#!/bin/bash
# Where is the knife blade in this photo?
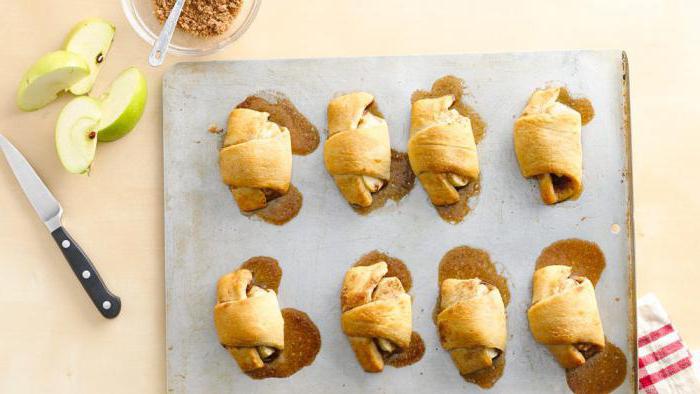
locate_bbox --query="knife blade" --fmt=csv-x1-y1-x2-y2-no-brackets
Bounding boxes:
0,134,121,319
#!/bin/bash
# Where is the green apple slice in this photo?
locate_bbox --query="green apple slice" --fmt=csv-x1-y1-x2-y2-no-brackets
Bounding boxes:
16,51,89,111
55,96,102,174
63,18,115,95
96,67,147,142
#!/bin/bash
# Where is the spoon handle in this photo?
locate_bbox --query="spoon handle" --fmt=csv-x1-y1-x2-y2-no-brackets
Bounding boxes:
148,0,186,67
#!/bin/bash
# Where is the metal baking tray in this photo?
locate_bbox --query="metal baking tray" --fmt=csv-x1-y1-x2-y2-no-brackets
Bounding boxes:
163,51,635,393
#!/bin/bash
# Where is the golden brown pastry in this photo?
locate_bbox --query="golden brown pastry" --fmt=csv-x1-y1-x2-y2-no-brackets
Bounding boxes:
527,265,605,369
437,278,507,375
219,108,293,212
213,269,284,372
324,92,391,207
340,262,412,372
514,87,583,204
408,95,479,206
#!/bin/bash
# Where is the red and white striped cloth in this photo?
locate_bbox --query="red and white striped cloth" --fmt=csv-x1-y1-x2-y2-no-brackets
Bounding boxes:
638,294,700,393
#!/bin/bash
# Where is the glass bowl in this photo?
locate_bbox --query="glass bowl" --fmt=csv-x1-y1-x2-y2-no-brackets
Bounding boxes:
121,0,261,56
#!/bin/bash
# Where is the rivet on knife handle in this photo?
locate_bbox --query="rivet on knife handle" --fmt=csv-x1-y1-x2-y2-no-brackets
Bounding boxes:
50,226,121,319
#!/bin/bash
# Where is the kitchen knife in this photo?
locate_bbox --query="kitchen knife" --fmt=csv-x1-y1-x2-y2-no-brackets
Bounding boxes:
0,134,121,319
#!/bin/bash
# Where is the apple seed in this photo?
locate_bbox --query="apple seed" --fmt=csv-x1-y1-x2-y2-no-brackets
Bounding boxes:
88,131,96,139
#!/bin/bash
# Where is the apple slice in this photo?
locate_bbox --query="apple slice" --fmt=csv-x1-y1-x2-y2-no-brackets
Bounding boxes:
96,67,148,142
63,18,115,95
16,51,89,111
55,96,102,174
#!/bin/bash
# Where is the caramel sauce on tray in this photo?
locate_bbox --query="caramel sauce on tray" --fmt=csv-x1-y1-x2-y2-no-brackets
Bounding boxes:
557,87,595,126
240,256,283,293
351,250,424,367
354,150,416,215
236,257,321,379
412,76,487,223
436,246,509,388
565,341,627,394
250,185,303,226
238,93,320,155
535,239,606,286
435,181,480,224
246,308,321,379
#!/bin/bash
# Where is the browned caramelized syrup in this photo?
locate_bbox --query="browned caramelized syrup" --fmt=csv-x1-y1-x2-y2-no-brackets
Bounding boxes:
237,94,320,155
412,76,486,223
435,246,509,388
411,75,487,143
463,353,506,389
239,256,282,293
351,250,424,367
565,341,627,393
438,246,510,305
247,184,302,226
535,239,606,286
354,150,416,215
385,331,425,368
435,180,481,224
557,87,595,126
534,240,626,392
245,308,321,379
354,250,413,292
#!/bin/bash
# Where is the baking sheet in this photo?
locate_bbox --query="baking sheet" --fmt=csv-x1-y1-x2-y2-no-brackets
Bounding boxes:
163,51,635,393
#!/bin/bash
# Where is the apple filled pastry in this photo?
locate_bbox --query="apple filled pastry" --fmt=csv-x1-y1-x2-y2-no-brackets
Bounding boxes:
324,92,392,208
436,245,509,387
408,94,480,207
340,252,424,372
514,87,584,204
218,108,301,224
213,257,320,379
437,278,507,376
214,268,285,372
527,265,605,368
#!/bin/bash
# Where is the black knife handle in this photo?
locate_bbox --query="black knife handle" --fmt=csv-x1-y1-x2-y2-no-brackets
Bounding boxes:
50,226,121,319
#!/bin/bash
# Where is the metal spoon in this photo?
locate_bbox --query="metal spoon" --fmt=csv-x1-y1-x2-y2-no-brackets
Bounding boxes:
148,0,186,67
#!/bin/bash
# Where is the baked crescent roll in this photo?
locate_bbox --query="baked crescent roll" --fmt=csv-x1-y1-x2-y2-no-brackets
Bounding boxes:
214,269,285,372
219,108,293,212
325,92,391,207
408,95,479,206
340,262,412,372
437,278,506,375
527,265,605,369
514,87,583,204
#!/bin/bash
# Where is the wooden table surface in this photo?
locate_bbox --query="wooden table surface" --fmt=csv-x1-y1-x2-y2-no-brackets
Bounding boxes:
1,1,698,392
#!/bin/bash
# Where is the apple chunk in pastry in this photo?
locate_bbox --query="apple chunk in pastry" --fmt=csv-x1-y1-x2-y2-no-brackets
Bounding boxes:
527,265,605,369
219,108,293,212
514,87,583,204
213,269,284,372
437,278,506,375
408,95,480,206
325,92,391,207
340,262,413,372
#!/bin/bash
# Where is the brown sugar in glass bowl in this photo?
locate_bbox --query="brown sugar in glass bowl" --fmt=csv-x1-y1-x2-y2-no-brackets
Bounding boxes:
121,0,261,56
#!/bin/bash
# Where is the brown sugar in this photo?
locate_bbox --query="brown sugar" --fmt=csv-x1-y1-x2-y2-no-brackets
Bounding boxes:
153,0,243,38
